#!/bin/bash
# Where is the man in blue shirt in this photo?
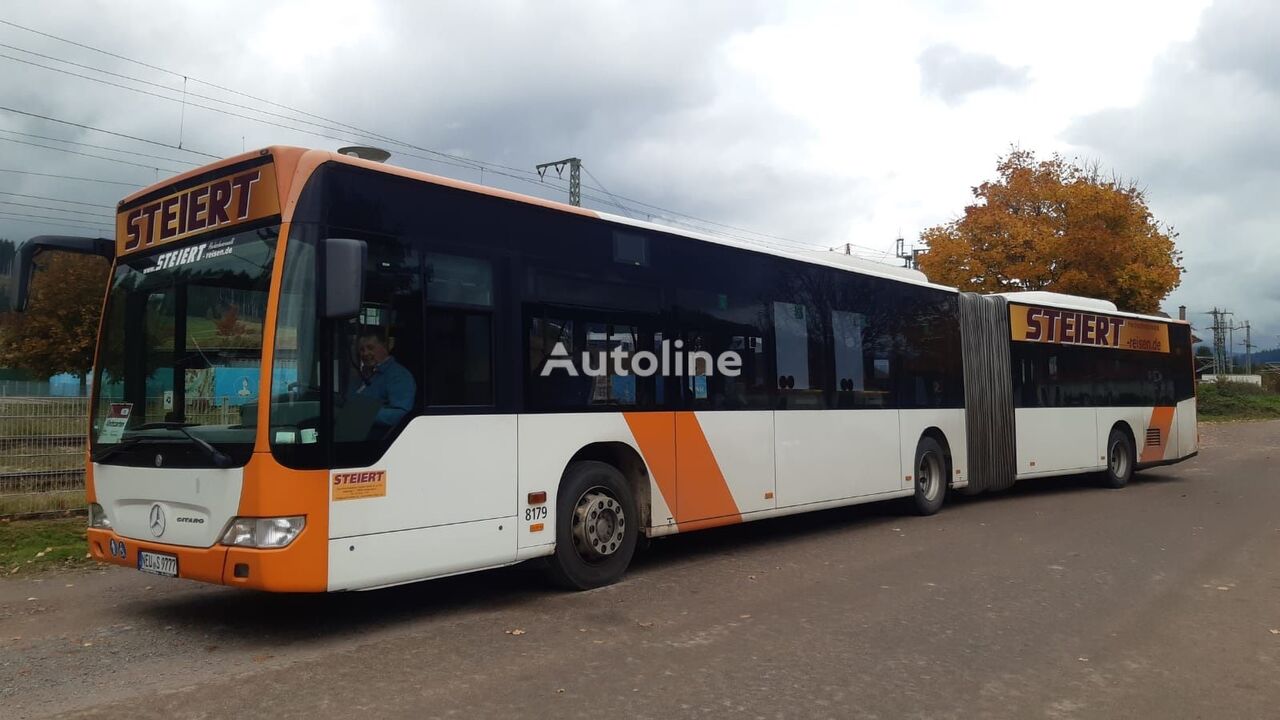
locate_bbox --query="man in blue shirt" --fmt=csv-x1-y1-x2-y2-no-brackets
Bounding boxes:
353,327,416,427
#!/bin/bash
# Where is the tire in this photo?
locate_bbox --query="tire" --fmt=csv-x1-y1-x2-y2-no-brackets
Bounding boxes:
544,461,638,590
1102,426,1134,489
912,436,948,516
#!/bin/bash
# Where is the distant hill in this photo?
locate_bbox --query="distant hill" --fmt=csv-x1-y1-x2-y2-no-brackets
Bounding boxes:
1194,346,1280,369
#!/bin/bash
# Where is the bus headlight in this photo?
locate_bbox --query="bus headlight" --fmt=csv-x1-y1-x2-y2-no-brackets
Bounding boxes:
220,516,305,548
88,503,111,529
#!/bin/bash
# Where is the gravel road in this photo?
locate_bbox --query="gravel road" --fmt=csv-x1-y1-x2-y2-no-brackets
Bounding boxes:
2,420,1277,719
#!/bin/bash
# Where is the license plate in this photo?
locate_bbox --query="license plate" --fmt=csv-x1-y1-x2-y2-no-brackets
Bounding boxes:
137,550,179,577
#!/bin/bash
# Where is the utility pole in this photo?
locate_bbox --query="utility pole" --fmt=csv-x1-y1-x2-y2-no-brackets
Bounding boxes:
535,157,581,206
1243,320,1254,375
1206,308,1233,375
1223,310,1234,374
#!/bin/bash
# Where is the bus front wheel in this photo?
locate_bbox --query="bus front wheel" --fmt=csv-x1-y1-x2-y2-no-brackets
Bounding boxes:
912,436,948,516
545,461,638,590
1102,427,1134,489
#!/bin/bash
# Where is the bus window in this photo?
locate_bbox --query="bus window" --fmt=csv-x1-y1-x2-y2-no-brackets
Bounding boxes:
675,288,771,410
585,323,638,406
424,253,494,407
526,312,666,410
329,235,422,467
528,316,585,409
773,301,826,408
832,309,867,407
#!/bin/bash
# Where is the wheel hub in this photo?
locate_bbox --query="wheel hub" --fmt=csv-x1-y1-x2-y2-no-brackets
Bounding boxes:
572,490,625,561
1111,441,1129,476
917,452,941,501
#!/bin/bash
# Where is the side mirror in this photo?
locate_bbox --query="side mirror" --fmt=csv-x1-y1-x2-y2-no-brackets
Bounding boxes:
322,238,366,319
9,235,114,312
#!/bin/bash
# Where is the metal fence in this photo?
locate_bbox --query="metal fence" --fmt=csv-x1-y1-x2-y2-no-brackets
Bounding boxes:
0,396,88,519
0,395,256,519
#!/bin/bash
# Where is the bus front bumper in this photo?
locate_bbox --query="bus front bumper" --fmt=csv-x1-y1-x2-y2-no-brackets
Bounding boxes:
86,528,323,592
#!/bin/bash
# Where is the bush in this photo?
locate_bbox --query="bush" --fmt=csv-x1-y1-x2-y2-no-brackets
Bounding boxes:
1210,377,1267,396
1197,379,1280,420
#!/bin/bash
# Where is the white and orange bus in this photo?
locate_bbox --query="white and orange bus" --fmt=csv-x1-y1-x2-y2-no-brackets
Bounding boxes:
9,146,1197,591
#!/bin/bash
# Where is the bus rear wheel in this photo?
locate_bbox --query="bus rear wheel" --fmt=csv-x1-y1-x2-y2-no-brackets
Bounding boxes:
545,461,638,590
912,436,947,516
1102,427,1134,489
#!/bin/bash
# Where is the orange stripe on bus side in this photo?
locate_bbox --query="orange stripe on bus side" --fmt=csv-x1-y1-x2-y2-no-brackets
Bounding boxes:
622,412,677,520
673,412,742,529
1140,406,1176,463
624,412,742,531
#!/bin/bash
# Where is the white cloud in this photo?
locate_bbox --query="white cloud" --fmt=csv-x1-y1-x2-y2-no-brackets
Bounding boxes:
918,44,1029,105
1067,0,1280,346
4,0,1273,346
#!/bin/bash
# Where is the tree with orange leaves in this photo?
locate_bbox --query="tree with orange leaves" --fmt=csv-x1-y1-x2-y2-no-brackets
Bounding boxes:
0,252,110,386
916,149,1183,314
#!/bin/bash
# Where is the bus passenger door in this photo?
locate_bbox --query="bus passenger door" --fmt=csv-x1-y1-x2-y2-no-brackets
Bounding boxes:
674,324,775,525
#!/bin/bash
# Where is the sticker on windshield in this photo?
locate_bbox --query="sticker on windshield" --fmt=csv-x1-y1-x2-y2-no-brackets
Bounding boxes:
99,403,133,443
142,236,239,275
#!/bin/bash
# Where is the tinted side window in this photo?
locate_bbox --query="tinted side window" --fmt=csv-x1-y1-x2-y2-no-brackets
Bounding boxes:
331,232,423,468
895,291,964,409
769,262,830,409
829,273,895,408
525,309,665,411
675,288,771,410
1168,324,1194,401
1011,338,1182,409
424,253,494,407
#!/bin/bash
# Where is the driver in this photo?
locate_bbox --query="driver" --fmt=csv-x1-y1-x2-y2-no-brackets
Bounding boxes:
352,327,416,426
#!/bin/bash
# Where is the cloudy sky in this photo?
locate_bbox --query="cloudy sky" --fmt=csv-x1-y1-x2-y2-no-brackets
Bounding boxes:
0,0,1275,350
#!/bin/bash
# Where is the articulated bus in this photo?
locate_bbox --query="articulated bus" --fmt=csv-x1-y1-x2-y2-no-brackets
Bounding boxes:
9,146,1197,591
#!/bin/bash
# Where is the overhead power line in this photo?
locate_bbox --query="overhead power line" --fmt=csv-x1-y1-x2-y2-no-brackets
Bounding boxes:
0,167,140,187
0,199,111,218
0,135,184,173
0,18,890,260
0,24,513,173
0,18,393,141
0,128,200,167
0,104,219,159
0,20,611,189
580,164,632,217
0,190,114,208
0,49,487,175
0,46,396,153
0,210,110,232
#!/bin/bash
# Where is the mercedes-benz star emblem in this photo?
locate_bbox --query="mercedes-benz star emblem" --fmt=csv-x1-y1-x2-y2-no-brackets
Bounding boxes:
149,503,166,537
155,453,163,468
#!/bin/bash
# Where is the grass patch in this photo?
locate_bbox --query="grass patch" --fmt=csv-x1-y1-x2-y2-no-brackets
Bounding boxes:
0,490,86,518
0,517,90,575
1196,380,1280,421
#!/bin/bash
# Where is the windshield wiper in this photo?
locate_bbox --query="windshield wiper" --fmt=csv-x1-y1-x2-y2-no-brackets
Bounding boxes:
136,422,233,468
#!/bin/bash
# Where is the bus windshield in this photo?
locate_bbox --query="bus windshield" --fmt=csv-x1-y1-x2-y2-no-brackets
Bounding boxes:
90,225,279,467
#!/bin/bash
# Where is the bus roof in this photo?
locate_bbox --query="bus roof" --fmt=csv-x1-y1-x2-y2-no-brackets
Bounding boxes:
117,145,1183,322
1000,291,1186,326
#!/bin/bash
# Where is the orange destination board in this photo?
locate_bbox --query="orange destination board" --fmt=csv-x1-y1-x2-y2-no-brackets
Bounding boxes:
1009,303,1170,354
116,161,280,255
